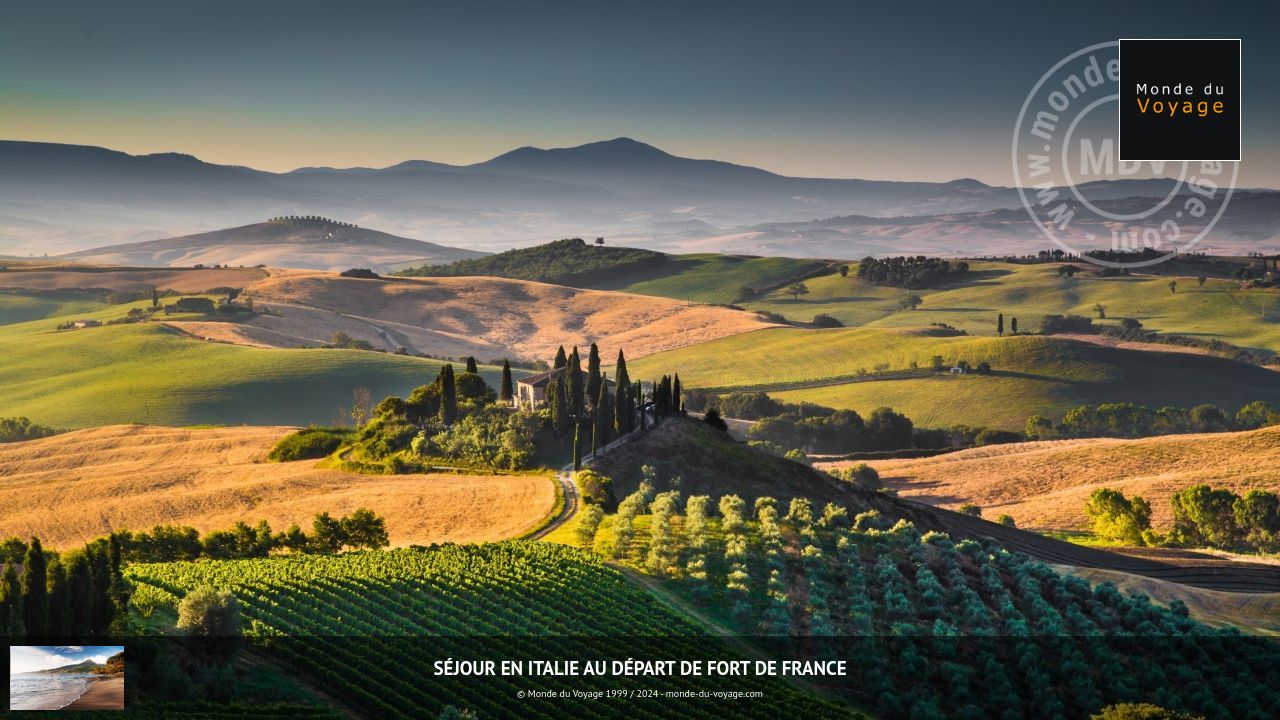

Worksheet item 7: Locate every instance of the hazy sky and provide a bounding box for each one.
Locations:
[2,0,1277,185]
[10,646,123,675]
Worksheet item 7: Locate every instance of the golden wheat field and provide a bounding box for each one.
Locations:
[817,426,1280,531]
[169,270,776,362]
[0,425,555,549]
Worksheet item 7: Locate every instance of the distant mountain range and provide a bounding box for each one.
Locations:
[1,137,1277,260]
[61,218,486,272]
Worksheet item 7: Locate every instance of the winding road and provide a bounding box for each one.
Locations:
[525,465,578,540]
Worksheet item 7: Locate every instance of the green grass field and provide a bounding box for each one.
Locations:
[0,293,107,325]
[586,253,829,304]
[0,306,506,428]
[631,327,1280,429]
[741,262,1280,352]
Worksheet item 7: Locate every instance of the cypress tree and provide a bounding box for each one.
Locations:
[633,381,642,432]
[614,350,631,435]
[88,544,113,636]
[66,552,92,637]
[46,557,69,635]
[673,374,682,415]
[594,372,612,453]
[638,382,648,431]
[151,287,159,308]
[997,313,1004,336]
[465,356,479,374]
[21,537,48,637]
[553,346,567,369]
[1,565,22,636]
[548,374,571,436]
[438,364,457,425]
[499,360,514,403]
[567,347,585,419]
[1011,318,1018,334]
[572,421,582,471]
[586,343,602,409]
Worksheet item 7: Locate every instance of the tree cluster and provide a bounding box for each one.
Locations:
[1085,484,1280,551]
[1026,401,1280,440]
[856,256,969,289]
[0,416,58,443]
[112,509,390,562]
[0,535,126,638]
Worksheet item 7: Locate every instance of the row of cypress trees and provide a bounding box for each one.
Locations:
[0,535,127,638]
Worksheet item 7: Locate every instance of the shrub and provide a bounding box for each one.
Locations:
[811,313,844,328]
[957,504,982,517]
[702,408,729,432]
[974,428,1022,446]
[575,470,615,508]
[267,428,353,462]
[1091,704,1205,720]
[1039,314,1094,334]
[837,463,882,491]
[177,586,241,636]
[996,514,1017,527]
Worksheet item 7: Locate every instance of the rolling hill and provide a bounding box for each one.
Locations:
[176,270,778,363]
[60,218,485,272]
[402,237,832,305]
[819,425,1280,532]
[0,307,497,427]
[739,261,1280,353]
[629,327,1280,429]
[0,425,555,548]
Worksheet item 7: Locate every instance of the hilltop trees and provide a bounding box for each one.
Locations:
[858,256,969,288]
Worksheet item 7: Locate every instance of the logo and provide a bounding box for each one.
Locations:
[1012,41,1238,268]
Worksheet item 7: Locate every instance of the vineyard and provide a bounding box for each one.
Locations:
[125,543,864,719]
[583,480,1280,720]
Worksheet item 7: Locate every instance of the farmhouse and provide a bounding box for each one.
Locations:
[72,319,101,328]
[168,297,217,313]
[514,367,615,410]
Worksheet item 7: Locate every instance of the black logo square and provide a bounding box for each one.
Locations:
[1119,39,1240,161]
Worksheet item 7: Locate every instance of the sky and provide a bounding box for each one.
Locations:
[1,0,1278,186]
[9,646,124,675]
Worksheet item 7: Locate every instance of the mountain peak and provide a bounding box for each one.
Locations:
[479,137,672,167]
